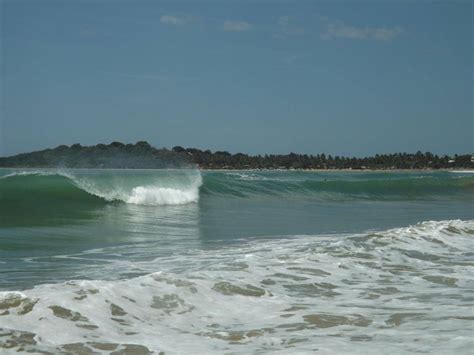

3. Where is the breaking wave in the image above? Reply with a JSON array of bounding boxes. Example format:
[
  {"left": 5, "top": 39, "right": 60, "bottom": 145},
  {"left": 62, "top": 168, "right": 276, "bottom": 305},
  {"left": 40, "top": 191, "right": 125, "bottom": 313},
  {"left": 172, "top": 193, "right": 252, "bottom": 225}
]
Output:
[
  {"left": 0, "top": 169, "right": 472, "bottom": 209},
  {"left": 0, "top": 169, "right": 202, "bottom": 206}
]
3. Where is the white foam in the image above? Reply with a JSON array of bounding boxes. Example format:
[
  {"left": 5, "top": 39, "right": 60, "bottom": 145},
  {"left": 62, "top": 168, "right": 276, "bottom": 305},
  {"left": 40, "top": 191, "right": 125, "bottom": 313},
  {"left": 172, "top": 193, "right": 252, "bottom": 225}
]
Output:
[
  {"left": 226, "top": 172, "right": 268, "bottom": 181},
  {"left": 69, "top": 170, "right": 203, "bottom": 206},
  {"left": 126, "top": 185, "right": 199, "bottom": 205},
  {"left": 1, "top": 219, "right": 473, "bottom": 354},
  {"left": 0, "top": 169, "right": 61, "bottom": 179}
]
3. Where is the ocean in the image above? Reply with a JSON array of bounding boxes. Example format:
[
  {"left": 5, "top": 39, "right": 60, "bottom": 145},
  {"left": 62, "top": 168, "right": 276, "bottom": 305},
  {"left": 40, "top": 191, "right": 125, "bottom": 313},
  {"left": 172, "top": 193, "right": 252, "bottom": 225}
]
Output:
[{"left": 0, "top": 168, "right": 473, "bottom": 354}]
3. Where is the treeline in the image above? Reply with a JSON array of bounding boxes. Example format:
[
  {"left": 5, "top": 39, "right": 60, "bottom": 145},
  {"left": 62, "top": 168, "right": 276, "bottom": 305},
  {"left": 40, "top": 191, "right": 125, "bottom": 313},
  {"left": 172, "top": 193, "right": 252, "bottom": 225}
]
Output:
[
  {"left": 0, "top": 141, "right": 472, "bottom": 170},
  {"left": 171, "top": 146, "right": 473, "bottom": 170},
  {"left": 0, "top": 141, "right": 190, "bottom": 169}
]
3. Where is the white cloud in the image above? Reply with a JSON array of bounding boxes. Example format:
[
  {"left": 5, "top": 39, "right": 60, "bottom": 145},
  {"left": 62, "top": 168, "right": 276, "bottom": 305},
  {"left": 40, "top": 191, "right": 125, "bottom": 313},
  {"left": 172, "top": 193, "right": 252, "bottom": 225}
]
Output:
[
  {"left": 223, "top": 20, "right": 252, "bottom": 32},
  {"left": 321, "top": 21, "right": 404, "bottom": 41},
  {"left": 160, "top": 15, "right": 189, "bottom": 26}
]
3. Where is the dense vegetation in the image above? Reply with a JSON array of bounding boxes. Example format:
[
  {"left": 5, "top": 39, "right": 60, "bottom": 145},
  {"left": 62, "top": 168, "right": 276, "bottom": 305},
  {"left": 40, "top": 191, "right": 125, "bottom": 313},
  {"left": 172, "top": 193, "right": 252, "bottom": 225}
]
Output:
[
  {"left": 0, "top": 142, "right": 190, "bottom": 169},
  {"left": 0, "top": 141, "right": 472, "bottom": 170},
  {"left": 176, "top": 148, "right": 473, "bottom": 170}
]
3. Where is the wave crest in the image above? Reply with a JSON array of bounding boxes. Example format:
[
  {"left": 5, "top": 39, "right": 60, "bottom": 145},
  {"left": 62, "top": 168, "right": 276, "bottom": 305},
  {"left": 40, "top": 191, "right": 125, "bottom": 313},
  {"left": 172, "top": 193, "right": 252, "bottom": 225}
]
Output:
[{"left": 0, "top": 169, "right": 202, "bottom": 206}]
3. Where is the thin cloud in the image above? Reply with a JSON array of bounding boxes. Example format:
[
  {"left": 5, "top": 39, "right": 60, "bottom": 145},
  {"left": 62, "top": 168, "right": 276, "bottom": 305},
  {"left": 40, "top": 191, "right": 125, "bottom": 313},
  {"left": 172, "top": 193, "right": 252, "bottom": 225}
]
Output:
[
  {"left": 79, "top": 26, "right": 97, "bottom": 37},
  {"left": 275, "top": 16, "right": 305, "bottom": 39},
  {"left": 283, "top": 54, "right": 305, "bottom": 65},
  {"left": 160, "top": 15, "right": 190, "bottom": 26},
  {"left": 223, "top": 20, "right": 252, "bottom": 32},
  {"left": 99, "top": 71, "right": 169, "bottom": 81},
  {"left": 321, "top": 21, "right": 404, "bottom": 41}
]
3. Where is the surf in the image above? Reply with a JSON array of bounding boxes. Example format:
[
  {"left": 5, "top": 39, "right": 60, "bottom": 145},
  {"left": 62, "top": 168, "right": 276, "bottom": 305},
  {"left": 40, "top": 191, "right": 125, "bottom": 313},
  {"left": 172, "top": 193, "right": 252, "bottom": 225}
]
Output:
[{"left": 0, "top": 219, "right": 472, "bottom": 354}]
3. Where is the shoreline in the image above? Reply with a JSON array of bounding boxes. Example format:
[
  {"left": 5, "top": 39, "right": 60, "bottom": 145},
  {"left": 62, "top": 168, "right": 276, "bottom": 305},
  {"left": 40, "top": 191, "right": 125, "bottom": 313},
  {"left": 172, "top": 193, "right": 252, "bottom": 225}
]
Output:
[
  {"left": 201, "top": 167, "right": 474, "bottom": 172},
  {"left": 1, "top": 166, "right": 474, "bottom": 173}
]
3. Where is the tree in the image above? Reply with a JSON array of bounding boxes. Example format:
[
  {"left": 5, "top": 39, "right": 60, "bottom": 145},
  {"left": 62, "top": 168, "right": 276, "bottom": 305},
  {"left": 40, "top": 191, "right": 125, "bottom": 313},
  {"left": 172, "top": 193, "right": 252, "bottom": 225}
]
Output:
[{"left": 172, "top": 146, "right": 186, "bottom": 153}]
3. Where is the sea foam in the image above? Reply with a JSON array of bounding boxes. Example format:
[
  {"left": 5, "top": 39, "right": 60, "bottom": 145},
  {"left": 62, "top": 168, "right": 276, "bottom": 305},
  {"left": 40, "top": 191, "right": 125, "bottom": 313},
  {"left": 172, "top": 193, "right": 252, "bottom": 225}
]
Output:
[
  {"left": 1, "top": 219, "right": 472, "bottom": 354},
  {"left": 126, "top": 184, "right": 200, "bottom": 205}
]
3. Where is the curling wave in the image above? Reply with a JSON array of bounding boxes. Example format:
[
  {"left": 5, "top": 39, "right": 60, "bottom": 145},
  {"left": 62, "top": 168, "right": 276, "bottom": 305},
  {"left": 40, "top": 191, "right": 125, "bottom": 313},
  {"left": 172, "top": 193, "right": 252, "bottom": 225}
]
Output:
[{"left": 0, "top": 169, "right": 202, "bottom": 206}]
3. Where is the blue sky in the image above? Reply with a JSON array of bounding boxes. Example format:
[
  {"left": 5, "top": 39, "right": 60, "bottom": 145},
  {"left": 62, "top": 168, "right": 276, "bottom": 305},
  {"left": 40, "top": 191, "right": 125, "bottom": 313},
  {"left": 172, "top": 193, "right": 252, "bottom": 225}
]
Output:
[{"left": 1, "top": 0, "right": 472, "bottom": 156}]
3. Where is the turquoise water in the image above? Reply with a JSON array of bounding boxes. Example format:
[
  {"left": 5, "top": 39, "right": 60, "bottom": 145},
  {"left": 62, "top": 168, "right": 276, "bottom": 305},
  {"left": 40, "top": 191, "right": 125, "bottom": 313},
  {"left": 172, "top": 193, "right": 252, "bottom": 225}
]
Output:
[{"left": 0, "top": 169, "right": 473, "bottom": 353}]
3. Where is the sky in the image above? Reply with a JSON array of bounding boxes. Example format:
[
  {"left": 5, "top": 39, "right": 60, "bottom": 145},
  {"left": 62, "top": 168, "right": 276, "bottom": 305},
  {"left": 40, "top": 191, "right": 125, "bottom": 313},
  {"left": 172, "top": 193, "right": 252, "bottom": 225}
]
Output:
[{"left": 1, "top": 0, "right": 472, "bottom": 157}]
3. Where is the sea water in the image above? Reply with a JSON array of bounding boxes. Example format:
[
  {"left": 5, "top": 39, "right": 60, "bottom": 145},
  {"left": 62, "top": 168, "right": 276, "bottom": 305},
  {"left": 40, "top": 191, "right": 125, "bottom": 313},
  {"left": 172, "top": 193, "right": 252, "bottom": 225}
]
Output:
[{"left": 0, "top": 169, "right": 473, "bottom": 354}]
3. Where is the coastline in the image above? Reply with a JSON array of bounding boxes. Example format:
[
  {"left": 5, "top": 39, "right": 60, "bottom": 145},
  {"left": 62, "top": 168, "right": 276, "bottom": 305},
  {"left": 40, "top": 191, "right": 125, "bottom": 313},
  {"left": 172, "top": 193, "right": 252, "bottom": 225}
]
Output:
[
  {"left": 1, "top": 166, "right": 474, "bottom": 173},
  {"left": 200, "top": 167, "right": 474, "bottom": 172}
]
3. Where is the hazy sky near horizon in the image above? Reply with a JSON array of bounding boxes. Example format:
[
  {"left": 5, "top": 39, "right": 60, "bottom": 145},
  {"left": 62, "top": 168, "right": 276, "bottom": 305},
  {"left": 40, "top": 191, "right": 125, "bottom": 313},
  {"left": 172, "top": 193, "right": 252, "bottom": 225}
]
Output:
[{"left": 1, "top": 0, "right": 472, "bottom": 157}]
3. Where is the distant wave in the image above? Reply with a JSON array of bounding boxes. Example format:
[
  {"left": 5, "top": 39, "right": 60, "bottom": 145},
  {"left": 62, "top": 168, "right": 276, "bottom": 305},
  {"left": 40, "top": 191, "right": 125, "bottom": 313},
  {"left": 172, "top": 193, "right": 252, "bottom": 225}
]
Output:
[{"left": 201, "top": 172, "right": 474, "bottom": 200}]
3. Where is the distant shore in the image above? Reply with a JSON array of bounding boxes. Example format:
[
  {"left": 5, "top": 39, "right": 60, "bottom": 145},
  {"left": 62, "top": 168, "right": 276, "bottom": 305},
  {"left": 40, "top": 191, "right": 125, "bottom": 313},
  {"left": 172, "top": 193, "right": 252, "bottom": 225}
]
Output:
[
  {"left": 1, "top": 142, "right": 473, "bottom": 170},
  {"left": 2, "top": 166, "right": 474, "bottom": 173},
  {"left": 201, "top": 167, "right": 474, "bottom": 172}
]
